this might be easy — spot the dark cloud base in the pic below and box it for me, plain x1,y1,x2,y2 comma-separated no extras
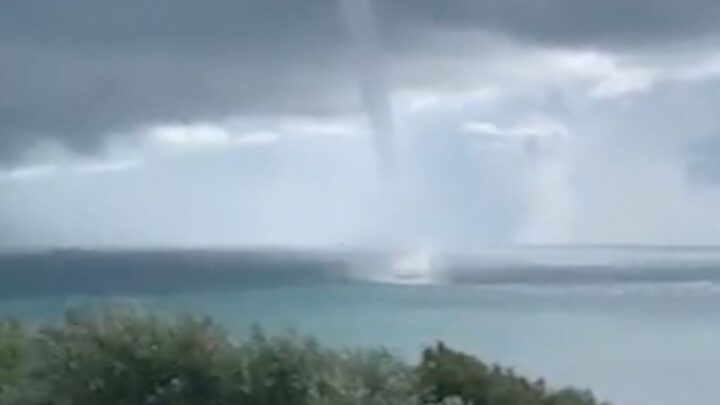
2,0,720,162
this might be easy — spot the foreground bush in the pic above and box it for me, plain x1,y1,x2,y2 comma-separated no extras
0,320,24,391
0,310,608,405
418,343,605,405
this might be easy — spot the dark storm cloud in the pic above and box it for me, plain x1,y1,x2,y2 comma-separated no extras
2,0,720,162
0,0,356,162
381,0,720,48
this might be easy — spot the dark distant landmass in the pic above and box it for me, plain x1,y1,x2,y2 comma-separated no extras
1,246,720,297
0,249,348,297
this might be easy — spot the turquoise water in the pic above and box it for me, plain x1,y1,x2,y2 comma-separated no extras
1,281,719,405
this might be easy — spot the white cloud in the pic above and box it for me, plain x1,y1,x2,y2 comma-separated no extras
406,42,660,99
394,87,499,114
150,124,233,147
232,131,279,145
73,160,142,174
277,117,361,137
589,69,658,98
534,49,720,98
0,160,142,182
149,123,279,149
0,165,58,182
463,115,570,139
463,121,507,136
544,50,659,98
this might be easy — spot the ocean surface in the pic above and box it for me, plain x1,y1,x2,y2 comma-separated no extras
0,247,719,405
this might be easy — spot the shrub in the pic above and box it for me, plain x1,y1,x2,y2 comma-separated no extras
0,320,24,389
33,308,230,405
0,309,609,405
418,342,606,405
311,348,416,405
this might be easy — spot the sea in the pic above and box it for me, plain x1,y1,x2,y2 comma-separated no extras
0,246,719,405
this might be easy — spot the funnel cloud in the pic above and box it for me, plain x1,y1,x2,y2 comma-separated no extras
339,0,395,172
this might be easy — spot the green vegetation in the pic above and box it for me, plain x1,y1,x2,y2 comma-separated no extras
0,309,609,405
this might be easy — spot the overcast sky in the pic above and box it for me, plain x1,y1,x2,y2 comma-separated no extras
2,0,720,249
